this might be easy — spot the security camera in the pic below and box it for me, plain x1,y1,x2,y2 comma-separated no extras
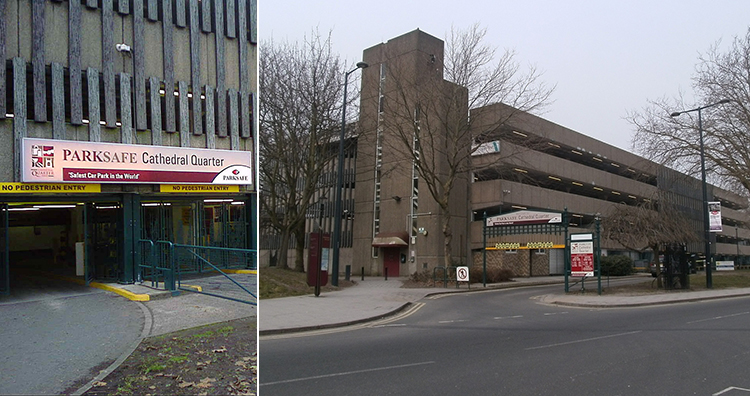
116,43,132,54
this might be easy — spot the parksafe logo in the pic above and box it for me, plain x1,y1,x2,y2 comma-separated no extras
30,145,55,178
212,165,253,184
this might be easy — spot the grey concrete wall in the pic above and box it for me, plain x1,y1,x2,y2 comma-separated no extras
0,0,257,183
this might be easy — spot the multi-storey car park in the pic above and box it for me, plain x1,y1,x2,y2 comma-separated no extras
259,29,750,279
0,0,257,295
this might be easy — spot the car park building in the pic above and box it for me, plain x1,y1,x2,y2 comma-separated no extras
0,0,257,295
260,29,750,279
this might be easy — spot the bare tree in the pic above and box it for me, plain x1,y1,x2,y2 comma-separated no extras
601,191,700,287
259,31,355,271
379,24,555,269
629,28,750,195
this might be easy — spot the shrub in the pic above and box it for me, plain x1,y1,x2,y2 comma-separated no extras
600,255,634,276
409,269,432,283
469,266,514,283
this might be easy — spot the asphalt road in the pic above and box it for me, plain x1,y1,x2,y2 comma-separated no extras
0,274,144,395
260,283,750,396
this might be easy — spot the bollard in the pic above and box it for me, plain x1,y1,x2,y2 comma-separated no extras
361,266,364,281
345,265,351,281
385,267,388,281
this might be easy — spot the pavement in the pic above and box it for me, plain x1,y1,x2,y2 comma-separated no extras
70,274,257,394
259,274,750,336
0,271,256,395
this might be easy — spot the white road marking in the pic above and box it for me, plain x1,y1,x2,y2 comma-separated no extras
687,311,750,324
438,319,467,324
370,323,406,328
494,315,523,320
261,361,436,386
525,330,642,350
714,386,750,395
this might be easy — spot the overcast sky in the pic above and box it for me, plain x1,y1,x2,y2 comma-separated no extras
260,0,750,151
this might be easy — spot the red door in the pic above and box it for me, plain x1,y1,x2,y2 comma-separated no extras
383,248,400,277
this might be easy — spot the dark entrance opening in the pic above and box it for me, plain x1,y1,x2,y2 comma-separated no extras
0,199,122,298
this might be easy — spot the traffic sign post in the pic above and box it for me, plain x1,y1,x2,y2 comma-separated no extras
456,266,470,289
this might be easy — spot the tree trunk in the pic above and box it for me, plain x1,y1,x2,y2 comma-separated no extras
277,228,291,270
442,212,453,269
292,223,306,273
652,244,663,289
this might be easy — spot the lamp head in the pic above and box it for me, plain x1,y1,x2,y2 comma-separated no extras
670,112,681,117
356,62,369,69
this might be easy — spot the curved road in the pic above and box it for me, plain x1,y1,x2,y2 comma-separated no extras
0,274,144,395
260,283,750,395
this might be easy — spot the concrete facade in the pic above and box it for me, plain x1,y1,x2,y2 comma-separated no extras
259,29,750,278
0,0,257,292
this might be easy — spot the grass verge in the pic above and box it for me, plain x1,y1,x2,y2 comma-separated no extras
259,266,356,299
82,317,256,396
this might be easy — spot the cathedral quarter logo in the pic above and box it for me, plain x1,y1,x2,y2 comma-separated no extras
30,145,55,177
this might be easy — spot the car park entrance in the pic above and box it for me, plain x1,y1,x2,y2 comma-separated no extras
0,197,123,297
0,193,255,298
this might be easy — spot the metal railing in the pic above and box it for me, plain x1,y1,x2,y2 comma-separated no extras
136,240,256,305
174,244,257,305
137,239,176,290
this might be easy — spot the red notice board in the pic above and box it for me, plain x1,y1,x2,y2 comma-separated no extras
307,232,330,287
570,241,594,277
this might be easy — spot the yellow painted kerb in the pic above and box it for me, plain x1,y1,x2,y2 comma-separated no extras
90,282,150,302
221,269,258,274
40,271,151,302
180,284,204,292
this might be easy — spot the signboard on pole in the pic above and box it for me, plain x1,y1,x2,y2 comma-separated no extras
456,266,469,282
570,240,594,277
307,232,330,287
708,201,722,232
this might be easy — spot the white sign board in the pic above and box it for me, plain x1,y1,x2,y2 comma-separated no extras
716,261,734,271
22,138,253,185
486,210,562,226
709,202,722,232
456,266,470,282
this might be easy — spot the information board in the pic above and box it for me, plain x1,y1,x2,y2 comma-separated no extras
570,241,594,277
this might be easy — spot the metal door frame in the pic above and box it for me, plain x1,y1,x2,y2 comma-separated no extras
0,203,8,295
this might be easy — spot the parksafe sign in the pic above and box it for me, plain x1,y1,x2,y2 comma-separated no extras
21,138,253,185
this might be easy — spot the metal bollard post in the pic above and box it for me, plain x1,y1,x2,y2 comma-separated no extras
361,267,364,281
385,267,388,281
345,265,351,281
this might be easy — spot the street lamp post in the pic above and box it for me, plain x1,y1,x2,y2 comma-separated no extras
331,61,368,286
670,99,730,289
315,200,324,297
